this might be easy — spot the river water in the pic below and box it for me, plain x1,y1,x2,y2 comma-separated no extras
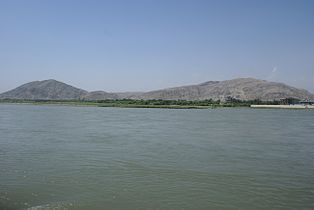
0,104,313,209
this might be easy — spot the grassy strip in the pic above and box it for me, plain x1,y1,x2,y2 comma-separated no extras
97,103,212,109
0,99,255,109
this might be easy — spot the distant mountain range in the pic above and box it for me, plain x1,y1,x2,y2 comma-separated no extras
0,78,313,101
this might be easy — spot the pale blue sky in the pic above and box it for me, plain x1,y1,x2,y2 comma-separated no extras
1,0,314,93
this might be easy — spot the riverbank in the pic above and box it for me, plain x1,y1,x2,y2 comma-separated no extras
0,101,220,109
2,100,314,110
0,99,255,109
251,105,314,109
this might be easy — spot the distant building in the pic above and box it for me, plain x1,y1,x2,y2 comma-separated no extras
299,100,314,105
279,98,300,105
225,96,240,103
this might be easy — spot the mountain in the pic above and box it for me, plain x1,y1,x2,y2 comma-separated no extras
82,91,119,100
1,78,313,101
138,78,314,101
0,79,87,100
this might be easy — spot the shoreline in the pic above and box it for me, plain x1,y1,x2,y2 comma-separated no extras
2,101,313,110
0,101,216,109
250,105,314,109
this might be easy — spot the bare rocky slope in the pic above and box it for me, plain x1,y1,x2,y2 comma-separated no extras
137,78,314,101
0,79,88,100
82,91,119,100
0,78,313,101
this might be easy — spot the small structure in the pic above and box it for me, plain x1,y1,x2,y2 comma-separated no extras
251,98,314,109
279,98,300,105
299,100,314,105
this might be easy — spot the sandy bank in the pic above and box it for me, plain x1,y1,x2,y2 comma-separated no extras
251,105,314,109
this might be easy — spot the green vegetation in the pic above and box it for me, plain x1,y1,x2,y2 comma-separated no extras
0,98,283,109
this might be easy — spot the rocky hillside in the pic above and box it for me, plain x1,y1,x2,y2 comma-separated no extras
1,78,313,101
138,78,314,101
82,91,119,100
0,79,87,100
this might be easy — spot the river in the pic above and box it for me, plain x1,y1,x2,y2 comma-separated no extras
0,104,313,209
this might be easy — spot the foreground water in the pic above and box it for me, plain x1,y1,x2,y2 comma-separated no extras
0,104,314,209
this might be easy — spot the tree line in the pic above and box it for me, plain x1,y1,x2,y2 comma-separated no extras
0,98,296,107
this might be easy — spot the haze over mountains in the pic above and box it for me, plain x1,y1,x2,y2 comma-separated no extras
0,78,313,101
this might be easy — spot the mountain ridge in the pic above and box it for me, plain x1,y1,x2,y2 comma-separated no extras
0,79,88,100
0,78,313,101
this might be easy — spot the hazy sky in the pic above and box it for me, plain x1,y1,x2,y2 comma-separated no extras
1,0,314,93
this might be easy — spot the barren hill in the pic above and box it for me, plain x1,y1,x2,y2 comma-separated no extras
1,78,313,101
137,78,314,101
0,79,87,100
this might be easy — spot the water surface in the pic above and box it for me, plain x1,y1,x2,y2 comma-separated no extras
0,104,314,209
